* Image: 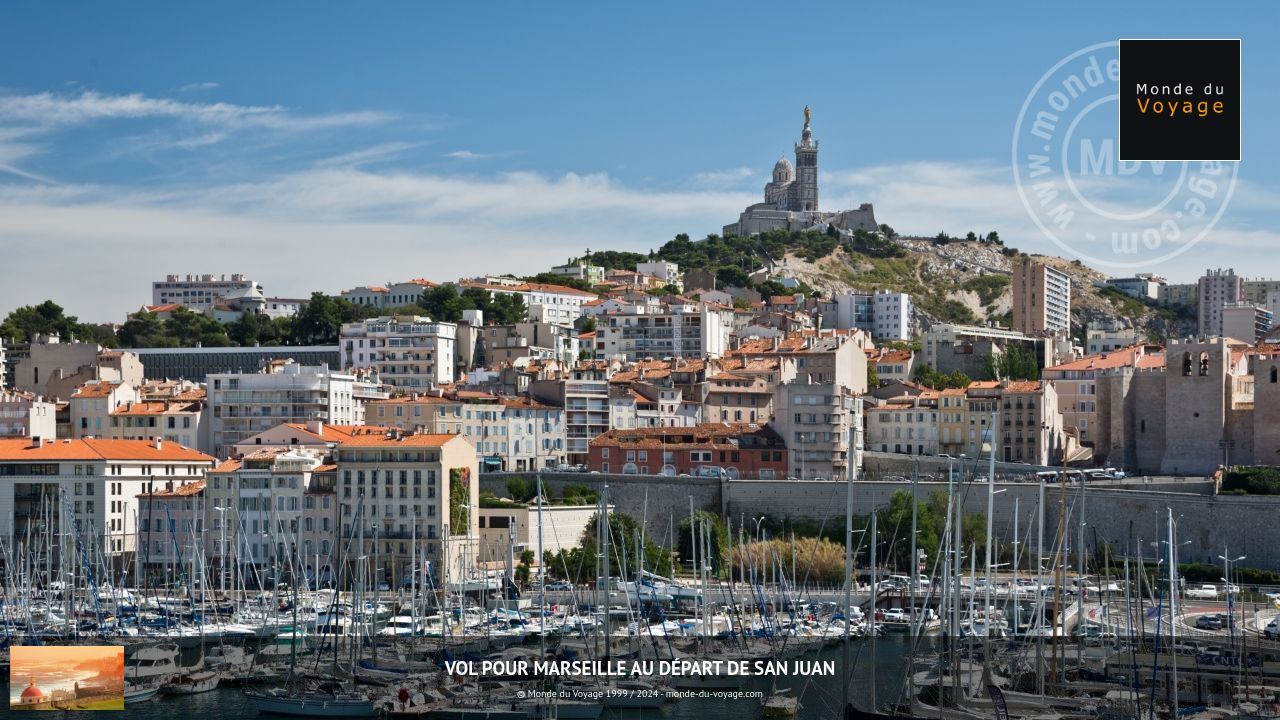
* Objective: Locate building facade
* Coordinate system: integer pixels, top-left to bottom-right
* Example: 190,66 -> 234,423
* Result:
1198,268 -> 1244,337
208,362 -> 364,458
1012,257 -> 1071,336
152,274 -> 258,311
770,380 -> 862,481
340,315 -> 458,389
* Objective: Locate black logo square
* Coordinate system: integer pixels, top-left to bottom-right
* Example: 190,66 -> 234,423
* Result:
1119,39 -> 1240,161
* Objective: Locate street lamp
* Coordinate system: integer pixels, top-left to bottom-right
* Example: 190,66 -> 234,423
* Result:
1217,552 -> 1246,647
213,506 -> 229,599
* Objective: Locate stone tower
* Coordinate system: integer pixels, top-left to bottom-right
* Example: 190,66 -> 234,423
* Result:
792,105 -> 819,212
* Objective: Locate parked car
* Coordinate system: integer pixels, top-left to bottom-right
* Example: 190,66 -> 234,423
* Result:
1186,584 -> 1220,599
881,608 -> 907,622
544,580 -> 573,591
1195,615 -> 1223,630
1264,618 -> 1279,639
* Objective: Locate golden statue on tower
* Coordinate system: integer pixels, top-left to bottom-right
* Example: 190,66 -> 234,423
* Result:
804,105 -> 811,125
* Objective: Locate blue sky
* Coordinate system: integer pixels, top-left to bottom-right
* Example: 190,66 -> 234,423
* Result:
1,2 -> 1277,321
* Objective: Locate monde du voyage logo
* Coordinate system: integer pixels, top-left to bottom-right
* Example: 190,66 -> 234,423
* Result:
1013,40 -> 1240,269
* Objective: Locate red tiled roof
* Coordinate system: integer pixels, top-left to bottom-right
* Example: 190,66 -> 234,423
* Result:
72,382 -> 122,399
139,479 -> 206,497
0,438 -> 213,462
337,432 -> 458,448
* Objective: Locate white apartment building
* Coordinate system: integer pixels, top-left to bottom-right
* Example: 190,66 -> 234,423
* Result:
208,362 -> 362,458
152,274 -> 259,311
340,316 -> 457,389
1086,322 -> 1138,355
339,279 -> 438,309
871,290 -> 913,341
0,437 -> 214,570
595,303 -> 730,361
366,393 -> 567,472
0,389 -> 56,439
635,261 -> 681,287
204,448 -> 327,586
530,365 -> 611,464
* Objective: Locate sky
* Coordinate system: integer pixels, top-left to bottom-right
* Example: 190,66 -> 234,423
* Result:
0,2 -> 1277,323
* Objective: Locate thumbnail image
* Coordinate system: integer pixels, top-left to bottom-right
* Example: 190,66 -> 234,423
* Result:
10,646 -> 125,711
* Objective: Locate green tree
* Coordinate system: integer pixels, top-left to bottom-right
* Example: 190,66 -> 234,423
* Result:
980,344 -> 1040,381
875,490 -> 942,572
0,300 -> 97,343
448,468 -> 472,534
291,292 -> 349,344
867,363 -> 880,389
163,308 -> 229,346
117,312 -> 166,347
505,476 -> 536,502
677,511 -> 730,576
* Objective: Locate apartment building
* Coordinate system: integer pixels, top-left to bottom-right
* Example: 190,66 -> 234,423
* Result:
0,437 -> 214,574
208,362 -> 364,458
997,380 -> 1063,465
595,302 -> 730,361
0,389 -> 56,439
203,448 -> 328,588
734,331 -> 870,394
770,380 -> 862,480
587,423 -> 787,479
530,364 -> 612,465
334,431 -> 478,589
1221,303 -> 1273,343
339,279 -> 438,309
340,315 -> 457,389
867,393 -> 939,456
16,341 -> 144,400
366,392 -> 567,471
703,372 -> 773,424
1012,257 -> 1071,336
1198,268 -> 1244,337
135,479 -> 206,583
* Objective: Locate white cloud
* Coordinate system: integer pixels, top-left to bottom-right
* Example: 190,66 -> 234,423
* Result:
0,90 -> 393,133
444,149 -> 513,160
319,142 -> 423,168
688,167 -> 758,190
179,82 -> 221,92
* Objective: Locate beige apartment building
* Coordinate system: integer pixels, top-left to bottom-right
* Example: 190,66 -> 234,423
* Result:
1012,257 -> 1071,337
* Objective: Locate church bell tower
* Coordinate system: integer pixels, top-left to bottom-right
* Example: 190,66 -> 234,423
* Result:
793,105 -> 818,212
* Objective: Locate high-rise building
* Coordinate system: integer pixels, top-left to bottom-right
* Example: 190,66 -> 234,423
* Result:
1012,257 -> 1071,336
1197,268 -> 1244,337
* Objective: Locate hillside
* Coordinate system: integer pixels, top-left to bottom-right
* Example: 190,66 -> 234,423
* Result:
624,229 -> 1197,343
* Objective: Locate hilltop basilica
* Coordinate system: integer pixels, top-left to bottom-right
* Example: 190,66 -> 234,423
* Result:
723,106 -> 879,238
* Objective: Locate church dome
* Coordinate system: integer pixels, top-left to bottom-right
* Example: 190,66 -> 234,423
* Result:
22,682 -> 45,699
772,156 -> 793,182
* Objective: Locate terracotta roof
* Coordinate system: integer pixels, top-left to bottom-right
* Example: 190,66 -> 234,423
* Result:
313,463 -> 338,473
875,350 -> 913,364
770,295 -> 799,305
110,401 -> 200,416
138,479 -> 206,498
280,423 -> 397,443
209,459 -> 243,473
72,382 -> 122,399
1044,344 -> 1165,373
337,432 -> 458,448
1004,380 -> 1043,393
967,381 -> 1001,390
142,303 -> 183,313
0,438 -> 213,462
401,278 -> 437,287
590,423 -> 781,450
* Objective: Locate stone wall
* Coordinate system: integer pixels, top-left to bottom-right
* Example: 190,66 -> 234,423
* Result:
481,471 -> 1272,568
